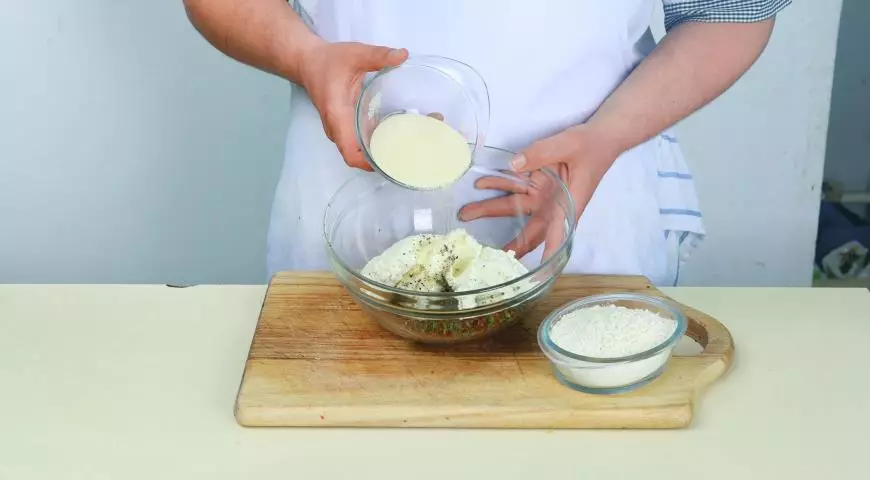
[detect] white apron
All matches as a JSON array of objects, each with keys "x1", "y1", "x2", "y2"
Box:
[{"x1": 267, "y1": 0, "x2": 705, "y2": 286}]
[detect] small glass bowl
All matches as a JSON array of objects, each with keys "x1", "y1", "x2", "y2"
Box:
[
  {"x1": 537, "y1": 293, "x2": 688, "y2": 395},
  {"x1": 354, "y1": 55, "x2": 490, "y2": 190}
]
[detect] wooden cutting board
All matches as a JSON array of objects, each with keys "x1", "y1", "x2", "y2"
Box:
[{"x1": 234, "y1": 272, "x2": 734, "y2": 429}]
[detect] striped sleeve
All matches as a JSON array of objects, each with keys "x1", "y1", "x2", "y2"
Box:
[{"x1": 663, "y1": 0, "x2": 792, "y2": 31}]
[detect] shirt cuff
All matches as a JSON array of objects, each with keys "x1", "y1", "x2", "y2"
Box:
[{"x1": 663, "y1": 0, "x2": 792, "y2": 31}]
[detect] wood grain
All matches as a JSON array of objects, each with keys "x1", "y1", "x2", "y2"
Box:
[{"x1": 234, "y1": 272, "x2": 734, "y2": 429}]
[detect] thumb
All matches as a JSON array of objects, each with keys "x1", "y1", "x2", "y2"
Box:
[
  {"x1": 356, "y1": 45, "x2": 408, "y2": 71},
  {"x1": 510, "y1": 136, "x2": 561, "y2": 173}
]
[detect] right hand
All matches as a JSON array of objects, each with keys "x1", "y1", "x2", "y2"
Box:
[{"x1": 298, "y1": 42, "x2": 408, "y2": 170}]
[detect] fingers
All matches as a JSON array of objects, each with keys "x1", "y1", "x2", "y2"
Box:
[
  {"x1": 342, "y1": 44, "x2": 404, "y2": 169},
  {"x1": 458, "y1": 195, "x2": 533, "y2": 222},
  {"x1": 426, "y1": 112, "x2": 444, "y2": 121},
  {"x1": 326, "y1": 101, "x2": 366, "y2": 170},
  {"x1": 309, "y1": 43, "x2": 408, "y2": 171},
  {"x1": 510, "y1": 134, "x2": 563, "y2": 173},
  {"x1": 504, "y1": 215, "x2": 547, "y2": 258},
  {"x1": 540, "y1": 232, "x2": 561, "y2": 263},
  {"x1": 356, "y1": 46, "x2": 408, "y2": 71},
  {"x1": 540, "y1": 210, "x2": 567, "y2": 261},
  {"x1": 460, "y1": 173, "x2": 547, "y2": 221},
  {"x1": 324, "y1": 78, "x2": 371, "y2": 170},
  {"x1": 504, "y1": 203, "x2": 568, "y2": 260},
  {"x1": 474, "y1": 175, "x2": 529, "y2": 195},
  {"x1": 337, "y1": 143, "x2": 372, "y2": 171},
  {"x1": 459, "y1": 178, "x2": 567, "y2": 260},
  {"x1": 333, "y1": 120, "x2": 372, "y2": 170}
]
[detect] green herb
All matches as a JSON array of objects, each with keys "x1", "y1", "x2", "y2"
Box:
[{"x1": 400, "y1": 304, "x2": 529, "y2": 341}]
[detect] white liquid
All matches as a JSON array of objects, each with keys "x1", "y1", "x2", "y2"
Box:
[{"x1": 369, "y1": 113, "x2": 471, "y2": 189}]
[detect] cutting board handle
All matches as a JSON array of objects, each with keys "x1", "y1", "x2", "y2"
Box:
[{"x1": 675, "y1": 300, "x2": 735, "y2": 393}]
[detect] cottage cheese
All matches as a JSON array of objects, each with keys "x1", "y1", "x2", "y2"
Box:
[{"x1": 360, "y1": 229, "x2": 530, "y2": 305}]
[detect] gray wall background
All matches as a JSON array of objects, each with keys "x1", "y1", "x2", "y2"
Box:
[
  {"x1": 0, "y1": 0, "x2": 848, "y2": 285},
  {"x1": 1, "y1": 1, "x2": 288, "y2": 284}
]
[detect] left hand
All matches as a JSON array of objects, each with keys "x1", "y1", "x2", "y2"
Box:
[{"x1": 458, "y1": 124, "x2": 620, "y2": 260}]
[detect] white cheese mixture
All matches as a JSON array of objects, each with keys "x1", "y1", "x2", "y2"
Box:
[{"x1": 360, "y1": 229, "x2": 529, "y2": 298}]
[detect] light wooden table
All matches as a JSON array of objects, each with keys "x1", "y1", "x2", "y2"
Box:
[{"x1": 0, "y1": 284, "x2": 868, "y2": 479}]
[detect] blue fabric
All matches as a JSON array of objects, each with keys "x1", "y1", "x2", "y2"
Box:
[{"x1": 815, "y1": 201, "x2": 870, "y2": 267}]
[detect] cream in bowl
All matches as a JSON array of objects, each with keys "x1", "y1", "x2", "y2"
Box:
[
  {"x1": 368, "y1": 112, "x2": 472, "y2": 190},
  {"x1": 537, "y1": 293, "x2": 687, "y2": 394},
  {"x1": 355, "y1": 55, "x2": 490, "y2": 191}
]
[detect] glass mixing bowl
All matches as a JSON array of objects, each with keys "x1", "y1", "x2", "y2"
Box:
[
  {"x1": 323, "y1": 146, "x2": 576, "y2": 344},
  {"x1": 355, "y1": 55, "x2": 490, "y2": 190}
]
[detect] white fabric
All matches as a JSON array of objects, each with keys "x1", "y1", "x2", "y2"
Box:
[{"x1": 267, "y1": 0, "x2": 705, "y2": 286}]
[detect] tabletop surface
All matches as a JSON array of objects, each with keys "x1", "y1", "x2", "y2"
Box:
[{"x1": 1, "y1": 283, "x2": 868, "y2": 479}]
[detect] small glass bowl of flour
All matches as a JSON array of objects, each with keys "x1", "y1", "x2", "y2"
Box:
[{"x1": 537, "y1": 293, "x2": 687, "y2": 395}]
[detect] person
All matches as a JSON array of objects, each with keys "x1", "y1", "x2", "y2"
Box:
[{"x1": 183, "y1": 0, "x2": 790, "y2": 286}]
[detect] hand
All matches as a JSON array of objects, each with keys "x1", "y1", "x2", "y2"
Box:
[
  {"x1": 298, "y1": 42, "x2": 408, "y2": 170},
  {"x1": 458, "y1": 124, "x2": 620, "y2": 259}
]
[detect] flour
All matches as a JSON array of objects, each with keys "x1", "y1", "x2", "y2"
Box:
[
  {"x1": 550, "y1": 305, "x2": 676, "y2": 358},
  {"x1": 543, "y1": 304, "x2": 679, "y2": 391}
]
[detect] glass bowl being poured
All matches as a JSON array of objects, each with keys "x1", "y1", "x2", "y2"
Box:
[
  {"x1": 323, "y1": 146, "x2": 577, "y2": 344},
  {"x1": 354, "y1": 55, "x2": 490, "y2": 190}
]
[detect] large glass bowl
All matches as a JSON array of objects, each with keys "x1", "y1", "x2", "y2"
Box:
[
  {"x1": 323, "y1": 146, "x2": 576, "y2": 344},
  {"x1": 355, "y1": 55, "x2": 490, "y2": 190}
]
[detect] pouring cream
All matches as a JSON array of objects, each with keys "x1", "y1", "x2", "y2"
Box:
[{"x1": 368, "y1": 112, "x2": 471, "y2": 189}]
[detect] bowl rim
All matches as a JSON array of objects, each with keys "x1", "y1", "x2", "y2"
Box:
[
  {"x1": 537, "y1": 292, "x2": 688, "y2": 364},
  {"x1": 354, "y1": 54, "x2": 491, "y2": 191},
  {"x1": 322, "y1": 145, "x2": 577, "y2": 300}
]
